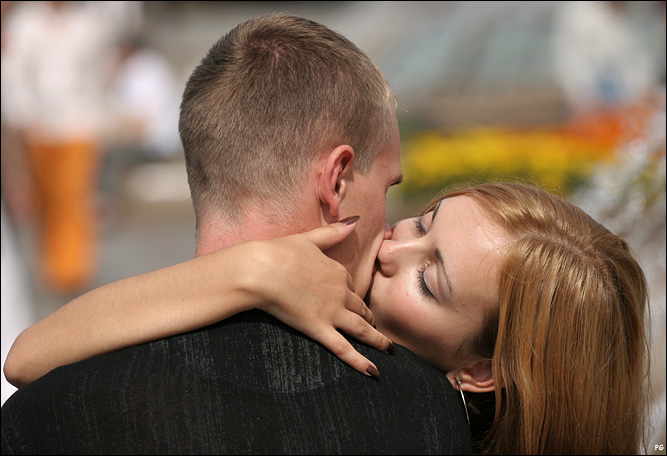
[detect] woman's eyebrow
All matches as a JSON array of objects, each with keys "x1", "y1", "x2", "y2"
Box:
[
  {"x1": 432, "y1": 200, "x2": 442, "y2": 222},
  {"x1": 435, "y1": 248, "x2": 453, "y2": 296},
  {"x1": 429, "y1": 199, "x2": 452, "y2": 296}
]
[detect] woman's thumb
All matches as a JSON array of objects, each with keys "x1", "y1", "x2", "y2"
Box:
[{"x1": 304, "y1": 215, "x2": 360, "y2": 250}]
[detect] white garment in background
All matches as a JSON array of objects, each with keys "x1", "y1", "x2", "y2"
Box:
[
  {"x1": 110, "y1": 45, "x2": 182, "y2": 158},
  {"x1": 1, "y1": 1, "x2": 142, "y2": 141}
]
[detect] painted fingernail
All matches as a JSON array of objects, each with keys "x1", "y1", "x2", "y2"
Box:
[
  {"x1": 340, "y1": 215, "x2": 360, "y2": 225},
  {"x1": 387, "y1": 341, "x2": 396, "y2": 354},
  {"x1": 366, "y1": 365, "x2": 380, "y2": 377}
]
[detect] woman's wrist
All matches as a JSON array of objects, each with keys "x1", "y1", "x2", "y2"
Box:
[{"x1": 233, "y1": 240, "x2": 275, "y2": 312}]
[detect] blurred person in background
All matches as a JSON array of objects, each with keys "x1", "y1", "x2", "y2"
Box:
[
  {"x1": 108, "y1": 34, "x2": 181, "y2": 161},
  {"x1": 99, "y1": 33, "x2": 182, "y2": 210},
  {"x1": 0, "y1": 1, "x2": 140, "y2": 295},
  {"x1": 554, "y1": 1, "x2": 658, "y2": 113}
]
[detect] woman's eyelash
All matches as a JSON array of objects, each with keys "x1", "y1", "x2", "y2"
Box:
[
  {"x1": 414, "y1": 216, "x2": 426, "y2": 234},
  {"x1": 414, "y1": 218, "x2": 434, "y2": 300},
  {"x1": 417, "y1": 266, "x2": 434, "y2": 299}
]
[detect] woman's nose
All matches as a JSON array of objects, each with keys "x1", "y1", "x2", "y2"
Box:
[
  {"x1": 383, "y1": 221, "x2": 393, "y2": 240},
  {"x1": 377, "y1": 238, "x2": 420, "y2": 277}
]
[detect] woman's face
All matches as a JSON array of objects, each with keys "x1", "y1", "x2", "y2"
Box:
[{"x1": 367, "y1": 195, "x2": 509, "y2": 373}]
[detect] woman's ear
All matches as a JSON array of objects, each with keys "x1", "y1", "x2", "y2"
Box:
[
  {"x1": 446, "y1": 360, "x2": 498, "y2": 393},
  {"x1": 317, "y1": 145, "x2": 355, "y2": 219}
]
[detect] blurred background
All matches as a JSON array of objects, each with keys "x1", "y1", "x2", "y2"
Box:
[{"x1": 1, "y1": 1, "x2": 665, "y2": 452}]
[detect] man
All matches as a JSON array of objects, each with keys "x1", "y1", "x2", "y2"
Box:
[{"x1": 1, "y1": 13, "x2": 471, "y2": 454}]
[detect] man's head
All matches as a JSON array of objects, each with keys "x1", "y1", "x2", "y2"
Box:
[{"x1": 179, "y1": 13, "x2": 401, "y2": 295}]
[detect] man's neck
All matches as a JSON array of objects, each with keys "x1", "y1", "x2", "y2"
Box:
[{"x1": 194, "y1": 209, "x2": 320, "y2": 257}]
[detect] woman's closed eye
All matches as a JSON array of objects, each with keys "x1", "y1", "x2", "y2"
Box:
[
  {"x1": 417, "y1": 265, "x2": 435, "y2": 299},
  {"x1": 414, "y1": 216, "x2": 426, "y2": 235},
  {"x1": 414, "y1": 215, "x2": 437, "y2": 301},
  {"x1": 413, "y1": 217, "x2": 436, "y2": 300}
]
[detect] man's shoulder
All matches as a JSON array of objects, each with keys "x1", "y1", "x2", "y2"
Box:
[
  {"x1": 207, "y1": 310, "x2": 459, "y2": 396},
  {"x1": 348, "y1": 336, "x2": 464, "y2": 405},
  {"x1": 3, "y1": 309, "x2": 449, "y2": 395},
  {"x1": 348, "y1": 335, "x2": 449, "y2": 381},
  {"x1": 1, "y1": 309, "x2": 472, "y2": 455}
]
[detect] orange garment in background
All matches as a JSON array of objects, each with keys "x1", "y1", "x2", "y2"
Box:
[
  {"x1": 25, "y1": 139, "x2": 100, "y2": 295},
  {"x1": 1, "y1": 1, "x2": 143, "y2": 295}
]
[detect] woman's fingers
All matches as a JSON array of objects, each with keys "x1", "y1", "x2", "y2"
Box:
[
  {"x1": 301, "y1": 216, "x2": 360, "y2": 251},
  {"x1": 314, "y1": 327, "x2": 382, "y2": 377},
  {"x1": 296, "y1": 299, "x2": 395, "y2": 377},
  {"x1": 346, "y1": 294, "x2": 375, "y2": 327},
  {"x1": 337, "y1": 311, "x2": 395, "y2": 355}
]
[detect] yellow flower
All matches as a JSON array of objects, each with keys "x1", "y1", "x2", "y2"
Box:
[{"x1": 401, "y1": 126, "x2": 618, "y2": 197}]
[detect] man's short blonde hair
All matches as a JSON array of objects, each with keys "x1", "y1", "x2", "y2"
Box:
[{"x1": 179, "y1": 13, "x2": 397, "y2": 226}]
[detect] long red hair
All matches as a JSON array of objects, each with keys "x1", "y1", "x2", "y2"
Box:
[{"x1": 425, "y1": 181, "x2": 649, "y2": 454}]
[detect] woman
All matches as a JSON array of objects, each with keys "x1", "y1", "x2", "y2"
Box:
[{"x1": 4, "y1": 182, "x2": 650, "y2": 454}]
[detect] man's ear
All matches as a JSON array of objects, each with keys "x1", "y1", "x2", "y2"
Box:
[
  {"x1": 318, "y1": 145, "x2": 355, "y2": 219},
  {"x1": 445, "y1": 360, "x2": 499, "y2": 393}
]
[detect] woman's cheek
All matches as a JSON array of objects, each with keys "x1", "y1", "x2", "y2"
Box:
[{"x1": 378, "y1": 288, "x2": 425, "y2": 340}]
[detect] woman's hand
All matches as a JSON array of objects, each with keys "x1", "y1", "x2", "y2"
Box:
[{"x1": 246, "y1": 219, "x2": 394, "y2": 377}]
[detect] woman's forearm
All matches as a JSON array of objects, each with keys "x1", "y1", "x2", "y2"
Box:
[
  {"x1": 3, "y1": 221, "x2": 392, "y2": 387},
  {"x1": 3, "y1": 244, "x2": 257, "y2": 388}
]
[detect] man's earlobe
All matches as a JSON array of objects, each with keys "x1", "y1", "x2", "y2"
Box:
[
  {"x1": 446, "y1": 361, "x2": 498, "y2": 393},
  {"x1": 318, "y1": 145, "x2": 355, "y2": 218}
]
